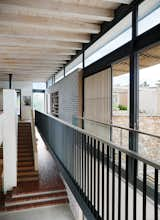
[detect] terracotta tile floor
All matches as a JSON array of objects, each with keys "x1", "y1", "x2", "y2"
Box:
[{"x1": 14, "y1": 128, "x2": 65, "y2": 194}]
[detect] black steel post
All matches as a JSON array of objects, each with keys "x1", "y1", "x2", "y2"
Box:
[
  {"x1": 129, "y1": 5, "x2": 139, "y2": 183},
  {"x1": 64, "y1": 65, "x2": 66, "y2": 77},
  {"x1": 9, "y1": 74, "x2": 12, "y2": 89}
]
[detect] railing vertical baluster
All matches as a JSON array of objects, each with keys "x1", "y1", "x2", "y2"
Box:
[
  {"x1": 90, "y1": 137, "x2": 93, "y2": 208},
  {"x1": 118, "y1": 151, "x2": 121, "y2": 220},
  {"x1": 107, "y1": 145, "x2": 110, "y2": 220},
  {"x1": 75, "y1": 131, "x2": 77, "y2": 184},
  {"x1": 87, "y1": 136, "x2": 90, "y2": 203},
  {"x1": 97, "y1": 141, "x2": 100, "y2": 217},
  {"x1": 102, "y1": 143, "x2": 104, "y2": 220},
  {"x1": 112, "y1": 148, "x2": 115, "y2": 220},
  {"x1": 125, "y1": 155, "x2": 129, "y2": 220},
  {"x1": 74, "y1": 130, "x2": 76, "y2": 181},
  {"x1": 84, "y1": 134, "x2": 87, "y2": 199},
  {"x1": 94, "y1": 139, "x2": 96, "y2": 214},
  {"x1": 143, "y1": 163, "x2": 147, "y2": 220},
  {"x1": 36, "y1": 111, "x2": 160, "y2": 220},
  {"x1": 79, "y1": 132, "x2": 81, "y2": 189},
  {"x1": 133, "y1": 159, "x2": 137, "y2": 220},
  {"x1": 154, "y1": 169, "x2": 158, "y2": 220},
  {"x1": 82, "y1": 133, "x2": 84, "y2": 193}
]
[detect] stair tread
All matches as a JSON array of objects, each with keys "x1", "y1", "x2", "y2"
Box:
[
  {"x1": 18, "y1": 171, "x2": 38, "y2": 177},
  {"x1": 5, "y1": 198, "x2": 68, "y2": 211},
  {"x1": 17, "y1": 177, "x2": 39, "y2": 182},
  {"x1": 6, "y1": 191, "x2": 67, "y2": 203}
]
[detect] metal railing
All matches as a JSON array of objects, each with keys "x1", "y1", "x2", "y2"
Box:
[
  {"x1": 35, "y1": 111, "x2": 160, "y2": 220},
  {"x1": 31, "y1": 109, "x2": 38, "y2": 171},
  {"x1": 72, "y1": 116, "x2": 160, "y2": 140}
]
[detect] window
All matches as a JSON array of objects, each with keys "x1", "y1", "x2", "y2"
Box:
[
  {"x1": 138, "y1": 44, "x2": 160, "y2": 163},
  {"x1": 33, "y1": 82, "x2": 46, "y2": 90},
  {"x1": 50, "y1": 92, "x2": 59, "y2": 117},
  {"x1": 138, "y1": 0, "x2": 160, "y2": 35},
  {"x1": 47, "y1": 77, "x2": 53, "y2": 88},
  {"x1": 65, "y1": 54, "x2": 82, "y2": 76},
  {"x1": 112, "y1": 57, "x2": 130, "y2": 149},
  {"x1": 55, "y1": 70, "x2": 64, "y2": 83},
  {"x1": 85, "y1": 14, "x2": 132, "y2": 67},
  {"x1": 33, "y1": 92, "x2": 45, "y2": 112}
]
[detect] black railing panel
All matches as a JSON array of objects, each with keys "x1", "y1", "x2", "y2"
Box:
[{"x1": 35, "y1": 111, "x2": 160, "y2": 220}]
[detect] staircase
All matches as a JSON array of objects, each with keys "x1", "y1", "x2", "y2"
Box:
[
  {"x1": 18, "y1": 122, "x2": 38, "y2": 183},
  {"x1": 0, "y1": 122, "x2": 69, "y2": 212},
  {"x1": 4, "y1": 187, "x2": 68, "y2": 211}
]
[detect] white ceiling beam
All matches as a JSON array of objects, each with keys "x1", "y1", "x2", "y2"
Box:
[
  {"x1": 0, "y1": 25, "x2": 90, "y2": 43},
  {"x1": 0, "y1": 1, "x2": 114, "y2": 22},
  {"x1": 102, "y1": 0, "x2": 131, "y2": 4},
  {"x1": 0, "y1": 64, "x2": 62, "y2": 68},
  {"x1": 0, "y1": 71, "x2": 56, "y2": 75},
  {"x1": 0, "y1": 13, "x2": 100, "y2": 34},
  {"x1": 0, "y1": 47, "x2": 77, "y2": 56},
  {"x1": 0, "y1": 55, "x2": 71, "y2": 61},
  {"x1": 0, "y1": 37, "x2": 82, "y2": 50},
  {"x1": 0, "y1": 58, "x2": 67, "y2": 65}
]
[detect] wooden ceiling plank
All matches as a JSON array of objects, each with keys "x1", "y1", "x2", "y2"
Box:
[
  {"x1": 0, "y1": 25, "x2": 90, "y2": 43},
  {"x1": 0, "y1": 13, "x2": 100, "y2": 34},
  {"x1": 102, "y1": 0, "x2": 131, "y2": 3},
  {"x1": 0, "y1": 37, "x2": 82, "y2": 50},
  {"x1": 0, "y1": 1, "x2": 114, "y2": 22},
  {"x1": 0, "y1": 55, "x2": 71, "y2": 60}
]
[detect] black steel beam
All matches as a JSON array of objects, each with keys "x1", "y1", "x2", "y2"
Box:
[
  {"x1": 135, "y1": 23, "x2": 160, "y2": 52},
  {"x1": 32, "y1": 89, "x2": 45, "y2": 93}
]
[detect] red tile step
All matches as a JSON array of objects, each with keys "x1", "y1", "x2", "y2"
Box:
[{"x1": 4, "y1": 189, "x2": 68, "y2": 212}]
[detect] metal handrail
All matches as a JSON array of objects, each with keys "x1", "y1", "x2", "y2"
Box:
[
  {"x1": 36, "y1": 111, "x2": 160, "y2": 170},
  {"x1": 74, "y1": 115, "x2": 160, "y2": 140}
]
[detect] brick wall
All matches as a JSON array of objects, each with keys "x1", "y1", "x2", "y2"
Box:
[{"x1": 47, "y1": 69, "x2": 82, "y2": 123}]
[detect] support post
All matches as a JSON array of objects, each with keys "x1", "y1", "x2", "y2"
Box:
[
  {"x1": 3, "y1": 90, "x2": 17, "y2": 193},
  {"x1": 129, "y1": 6, "x2": 139, "y2": 182},
  {"x1": 9, "y1": 74, "x2": 12, "y2": 89}
]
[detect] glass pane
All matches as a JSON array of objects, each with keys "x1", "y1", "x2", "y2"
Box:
[
  {"x1": 65, "y1": 55, "x2": 82, "y2": 76},
  {"x1": 33, "y1": 92, "x2": 45, "y2": 112},
  {"x1": 55, "y1": 70, "x2": 64, "y2": 83},
  {"x1": 138, "y1": 0, "x2": 160, "y2": 35},
  {"x1": 16, "y1": 91, "x2": 21, "y2": 116},
  {"x1": 33, "y1": 82, "x2": 46, "y2": 90},
  {"x1": 85, "y1": 14, "x2": 132, "y2": 67},
  {"x1": 112, "y1": 57, "x2": 130, "y2": 150},
  {"x1": 138, "y1": 44, "x2": 160, "y2": 163}
]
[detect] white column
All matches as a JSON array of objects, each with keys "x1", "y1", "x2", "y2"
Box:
[{"x1": 3, "y1": 89, "x2": 17, "y2": 193}]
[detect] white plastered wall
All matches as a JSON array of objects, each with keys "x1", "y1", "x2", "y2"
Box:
[{"x1": 0, "y1": 81, "x2": 33, "y2": 120}]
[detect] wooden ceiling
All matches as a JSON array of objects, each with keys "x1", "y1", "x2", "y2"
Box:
[
  {"x1": 0, "y1": 0, "x2": 132, "y2": 82},
  {"x1": 113, "y1": 45, "x2": 160, "y2": 76}
]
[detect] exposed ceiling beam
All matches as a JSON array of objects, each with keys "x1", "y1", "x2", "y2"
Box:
[
  {"x1": 0, "y1": 47, "x2": 77, "y2": 56},
  {"x1": 102, "y1": 0, "x2": 131, "y2": 4},
  {"x1": 0, "y1": 58, "x2": 67, "y2": 65},
  {"x1": 0, "y1": 70, "x2": 55, "y2": 74},
  {"x1": 0, "y1": 13, "x2": 100, "y2": 34},
  {"x1": 0, "y1": 1, "x2": 114, "y2": 22},
  {"x1": 0, "y1": 38, "x2": 82, "y2": 50},
  {"x1": 0, "y1": 55, "x2": 71, "y2": 60},
  {"x1": 0, "y1": 25, "x2": 90, "y2": 43},
  {"x1": 0, "y1": 64, "x2": 62, "y2": 68}
]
